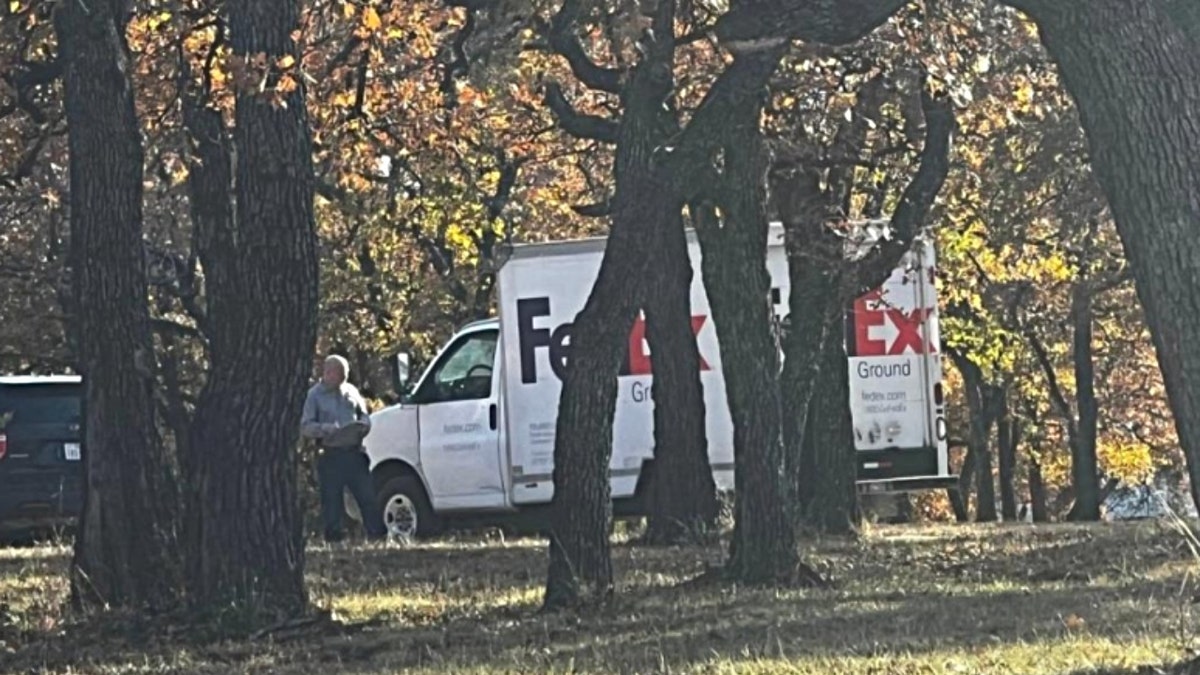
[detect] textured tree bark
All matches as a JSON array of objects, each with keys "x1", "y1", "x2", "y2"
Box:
[
  {"x1": 974, "y1": 398, "x2": 999, "y2": 522},
  {"x1": 543, "y1": 1, "x2": 678, "y2": 609},
  {"x1": 179, "y1": 64, "x2": 234, "y2": 577},
  {"x1": 951, "y1": 352, "x2": 997, "y2": 522},
  {"x1": 1006, "y1": 0, "x2": 1200, "y2": 513},
  {"x1": 186, "y1": 0, "x2": 319, "y2": 614},
  {"x1": 777, "y1": 88, "x2": 952, "y2": 535},
  {"x1": 797, "y1": 335, "x2": 859, "y2": 534},
  {"x1": 691, "y1": 46, "x2": 810, "y2": 584},
  {"x1": 542, "y1": 250, "x2": 636, "y2": 608},
  {"x1": 1026, "y1": 276, "x2": 1103, "y2": 521},
  {"x1": 642, "y1": 209, "x2": 719, "y2": 545},
  {"x1": 56, "y1": 0, "x2": 181, "y2": 611},
  {"x1": 950, "y1": 446, "x2": 975, "y2": 523},
  {"x1": 773, "y1": 173, "x2": 842, "y2": 534},
  {"x1": 997, "y1": 402, "x2": 1020, "y2": 522},
  {"x1": 1067, "y1": 283, "x2": 1101, "y2": 520},
  {"x1": 1028, "y1": 459, "x2": 1049, "y2": 523}
]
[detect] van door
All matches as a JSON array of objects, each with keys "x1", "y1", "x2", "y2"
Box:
[{"x1": 411, "y1": 328, "x2": 506, "y2": 511}]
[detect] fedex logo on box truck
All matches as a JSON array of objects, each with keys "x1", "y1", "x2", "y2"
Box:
[
  {"x1": 516, "y1": 297, "x2": 712, "y2": 384},
  {"x1": 851, "y1": 289, "x2": 937, "y2": 358}
]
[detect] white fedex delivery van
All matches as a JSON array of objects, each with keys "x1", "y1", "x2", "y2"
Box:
[{"x1": 363, "y1": 222, "x2": 951, "y2": 538}]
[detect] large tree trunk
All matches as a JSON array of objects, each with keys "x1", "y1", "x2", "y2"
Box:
[
  {"x1": 997, "y1": 405, "x2": 1020, "y2": 522},
  {"x1": 692, "y1": 48, "x2": 805, "y2": 583},
  {"x1": 950, "y1": 445, "x2": 976, "y2": 523},
  {"x1": 56, "y1": 0, "x2": 180, "y2": 611},
  {"x1": 543, "y1": 246, "x2": 639, "y2": 608},
  {"x1": 179, "y1": 62, "x2": 233, "y2": 579},
  {"x1": 777, "y1": 88, "x2": 952, "y2": 536},
  {"x1": 773, "y1": 85, "x2": 874, "y2": 521},
  {"x1": 642, "y1": 210, "x2": 719, "y2": 545},
  {"x1": 776, "y1": 212, "x2": 839, "y2": 532},
  {"x1": 952, "y1": 353, "x2": 998, "y2": 522},
  {"x1": 1028, "y1": 459, "x2": 1049, "y2": 523},
  {"x1": 186, "y1": 0, "x2": 319, "y2": 614},
  {"x1": 1067, "y1": 282, "x2": 1102, "y2": 520},
  {"x1": 974, "y1": 391, "x2": 999, "y2": 524},
  {"x1": 543, "y1": 1, "x2": 679, "y2": 609},
  {"x1": 1028, "y1": 277, "x2": 1103, "y2": 522},
  {"x1": 1007, "y1": 0, "x2": 1200, "y2": 513},
  {"x1": 796, "y1": 333, "x2": 859, "y2": 534}
]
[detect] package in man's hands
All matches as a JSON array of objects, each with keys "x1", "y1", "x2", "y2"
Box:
[{"x1": 324, "y1": 419, "x2": 370, "y2": 449}]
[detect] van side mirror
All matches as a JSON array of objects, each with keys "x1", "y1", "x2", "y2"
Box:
[{"x1": 392, "y1": 352, "x2": 411, "y2": 398}]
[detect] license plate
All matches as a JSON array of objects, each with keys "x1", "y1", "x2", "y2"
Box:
[{"x1": 64, "y1": 443, "x2": 81, "y2": 461}]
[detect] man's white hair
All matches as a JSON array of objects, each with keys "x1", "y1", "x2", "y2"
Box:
[{"x1": 324, "y1": 354, "x2": 350, "y2": 377}]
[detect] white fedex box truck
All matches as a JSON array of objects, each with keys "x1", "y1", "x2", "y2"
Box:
[{"x1": 364, "y1": 223, "x2": 952, "y2": 538}]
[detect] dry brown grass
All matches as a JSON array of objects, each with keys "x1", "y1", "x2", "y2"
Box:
[{"x1": 2, "y1": 522, "x2": 1200, "y2": 674}]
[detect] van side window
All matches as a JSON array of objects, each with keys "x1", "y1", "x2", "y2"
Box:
[{"x1": 411, "y1": 330, "x2": 498, "y2": 404}]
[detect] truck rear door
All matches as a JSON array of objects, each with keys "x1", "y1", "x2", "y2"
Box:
[{"x1": 847, "y1": 243, "x2": 941, "y2": 482}]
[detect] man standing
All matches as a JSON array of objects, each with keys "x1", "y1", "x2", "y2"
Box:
[{"x1": 301, "y1": 355, "x2": 387, "y2": 543}]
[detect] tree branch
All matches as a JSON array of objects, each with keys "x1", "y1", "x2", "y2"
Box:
[
  {"x1": 853, "y1": 86, "x2": 955, "y2": 293},
  {"x1": 543, "y1": 0, "x2": 625, "y2": 94},
  {"x1": 662, "y1": 44, "x2": 789, "y2": 199},
  {"x1": 1093, "y1": 266, "x2": 1132, "y2": 295},
  {"x1": 485, "y1": 150, "x2": 522, "y2": 221},
  {"x1": 573, "y1": 199, "x2": 611, "y2": 217},
  {"x1": 1025, "y1": 327, "x2": 1080, "y2": 441},
  {"x1": 0, "y1": 127, "x2": 60, "y2": 188},
  {"x1": 152, "y1": 318, "x2": 206, "y2": 342},
  {"x1": 998, "y1": 0, "x2": 1074, "y2": 22},
  {"x1": 714, "y1": 0, "x2": 907, "y2": 47},
  {"x1": 827, "y1": 72, "x2": 889, "y2": 214},
  {"x1": 440, "y1": 0, "x2": 477, "y2": 108},
  {"x1": 5, "y1": 57, "x2": 63, "y2": 92},
  {"x1": 543, "y1": 81, "x2": 619, "y2": 142}
]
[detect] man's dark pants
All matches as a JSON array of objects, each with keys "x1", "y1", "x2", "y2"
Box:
[{"x1": 318, "y1": 446, "x2": 387, "y2": 542}]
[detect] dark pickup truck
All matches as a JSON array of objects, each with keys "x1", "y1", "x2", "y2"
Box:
[{"x1": 0, "y1": 376, "x2": 83, "y2": 531}]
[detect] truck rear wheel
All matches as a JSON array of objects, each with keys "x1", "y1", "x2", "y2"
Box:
[{"x1": 378, "y1": 475, "x2": 441, "y2": 540}]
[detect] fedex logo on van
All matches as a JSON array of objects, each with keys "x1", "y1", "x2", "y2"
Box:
[
  {"x1": 517, "y1": 297, "x2": 711, "y2": 384},
  {"x1": 852, "y1": 290, "x2": 936, "y2": 357}
]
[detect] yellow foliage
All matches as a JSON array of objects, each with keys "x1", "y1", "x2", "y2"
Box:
[
  {"x1": 362, "y1": 6, "x2": 382, "y2": 31},
  {"x1": 1099, "y1": 440, "x2": 1155, "y2": 485},
  {"x1": 1013, "y1": 79, "x2": 1035, "y2": 114},
  {"x1": 276, "y1": 73, "x2": 298, "y2": 95}
]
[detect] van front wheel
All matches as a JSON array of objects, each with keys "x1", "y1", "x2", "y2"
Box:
[{"x1": 379, "y1": 475, "x2": 441, "y2": 540}]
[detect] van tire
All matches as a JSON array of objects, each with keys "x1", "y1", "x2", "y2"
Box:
[{"x1": 378, "y1": 475, "x2": 441, "y2": 539}]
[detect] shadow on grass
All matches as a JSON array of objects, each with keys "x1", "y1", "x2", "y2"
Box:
[
  {"x1": 8, "y1": 565, "x2": 1194, "y2": 673},
  {"x1": 5, "y1": 523, "x2": 1197, "y2": 674},
  {"x1": 1063, "y1": 656, "x2": 1200, "y2": 675}
]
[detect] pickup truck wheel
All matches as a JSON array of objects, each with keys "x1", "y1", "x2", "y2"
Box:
[{"x1": 379, "y1": 475, "x2": 441, "y2": 540}]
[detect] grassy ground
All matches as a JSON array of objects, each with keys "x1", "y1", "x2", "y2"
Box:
[{"x1": 3, "y1": 522, "x2": 1200, "y2": 674}]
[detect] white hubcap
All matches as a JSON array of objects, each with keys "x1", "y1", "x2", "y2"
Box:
[{"x1": 384, "y1": 493, "x2": 417, "y2": 539}]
